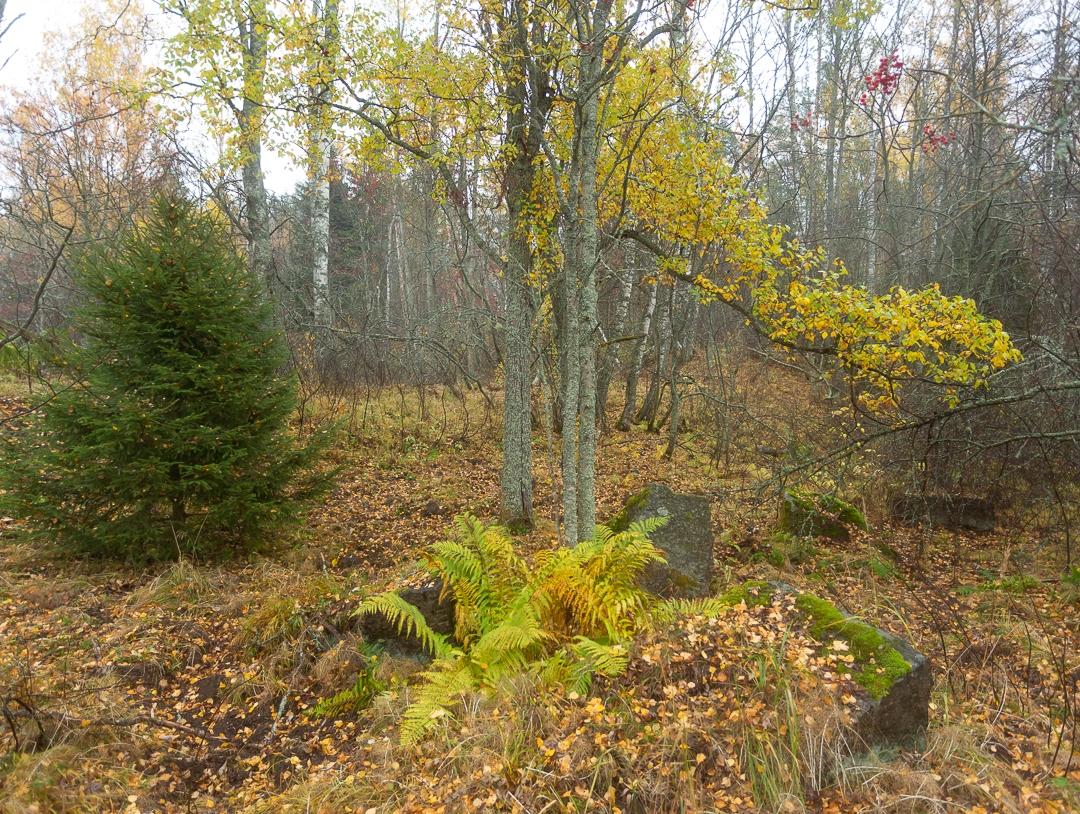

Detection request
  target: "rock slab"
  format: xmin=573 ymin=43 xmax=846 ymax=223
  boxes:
xmin=855 ymin=627 xmax=932 ymax=746
xmin=889 ymin=493 xmax=995 ymax=532
xmin=611 ymin=483 xmax=713 ymax=597
xmin=771 ymin=581 xmax=931 ymax=747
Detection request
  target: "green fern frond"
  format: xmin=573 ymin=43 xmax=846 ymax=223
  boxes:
xmin=571 ymin=636 xmax=630 ymax=677
xmin=399 ymin=659 xmax=476 ymax=745
xmin=591 ymin=523 xmax=615 ymax=546
xmin=355 ymin=591 xmax=454 ymax=659
xmin=561 ymin=636 xmax=631 ymax=696
xmin=626 ymin=515 xmax=669 ymax=539
xmin=470 ymin=595 xmax=546 ymax=679
xmin=649 ymin=596 xmax=731 ymax=625
xmin=427 ymin=514 xmax=525 ymax=642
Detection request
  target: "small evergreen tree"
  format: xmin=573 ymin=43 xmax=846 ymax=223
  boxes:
xmin=0 ymin=196 xmax=328 ymax=559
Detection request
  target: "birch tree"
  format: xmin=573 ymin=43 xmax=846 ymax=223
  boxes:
xmin=160 ymin=0 xmax=275 ymax=280
xmin=310 ymin=0 xmax=339 ymax=349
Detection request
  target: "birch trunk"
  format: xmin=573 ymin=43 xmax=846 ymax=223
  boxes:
xmin=311 ymin=0 xmax=338 ymax=349
xmin=238 ymin=11 xmax=271 ymax=282
xmin=616 ymin=280 xmax=656 ymax=431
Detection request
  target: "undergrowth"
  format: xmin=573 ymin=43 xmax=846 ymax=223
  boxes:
xmin=355 ymin=513 xmax=669 ymax=742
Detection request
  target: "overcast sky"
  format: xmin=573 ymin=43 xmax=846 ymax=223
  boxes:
xmin=0 ymin=0 xmax=305 ymax=193
xmin=0 ymin=0 xmax=817 ymax=197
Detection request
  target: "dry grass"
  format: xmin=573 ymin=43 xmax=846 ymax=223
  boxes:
xmin=1 ymin=380 xmax=1076 ymax=813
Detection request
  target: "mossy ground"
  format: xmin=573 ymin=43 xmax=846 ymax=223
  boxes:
xmin=716 ymin=580 xmax=911 ymax=701
xmin=717 ymin=579 xmax=775 ymax=608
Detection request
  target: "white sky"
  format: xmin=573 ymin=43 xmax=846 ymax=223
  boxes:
xmin=0 ymin=0 xmax=305 ymax=193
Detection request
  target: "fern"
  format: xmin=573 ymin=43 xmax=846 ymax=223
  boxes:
xmin=399 ymin=659 xmax=476 ymax=744
xmin=535 ymin=518 xmax=666 ymax=639
xmin=311 ymin=643 xmax=386 ymax=719
xmin=568 ymin=636 xmax=631 ymax=695
xmin=355 ymin=591 xmax=455 ymax=659
xmin=365 ymin=514 xmax=670 ymax=745
xmin=426 ymin=515 xmax=525 ymax=643
xmin=649 ymin=596 xmax=732 ymax=625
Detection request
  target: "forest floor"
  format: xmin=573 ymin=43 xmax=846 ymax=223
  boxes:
xmin=0 ymin=376 xmax=1077 ymax=813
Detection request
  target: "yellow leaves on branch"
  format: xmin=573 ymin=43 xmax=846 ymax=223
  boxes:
xmin=612 ymin=108 xmax=1020 ymax=416
xmin=759 ymin=278 xmax=1022 ymax=412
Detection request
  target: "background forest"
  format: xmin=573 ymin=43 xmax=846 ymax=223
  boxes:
xmin=0 ymin=0 xmax=1077 ymax=812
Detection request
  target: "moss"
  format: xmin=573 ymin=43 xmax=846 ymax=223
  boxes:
xmin=872 ymin=539 xmax=901 ymax=562
xmin=786 ymin=490 xmax=816 ymax=512
xmin=505 ymin=517 xmax=533 ymax=535
xmin=815 ymin=494 xmax=869 ymax=531
xmin=793 ymin=593 xmax=911 ymax=700
xmin=779 ymin=492 xmax=845 ymax=540
xmin=606 ymin=488 xmax=650 ymax=534
xmin=864 ymin=556 xmax=899 ymax=581
xmin=959 ymin=574 xmax=1040 ymax=596
xmin=993 ymin=575 xmax=1039 ymax=594
xmin=779 ymin=490 xmax=868 ymax=540
xmin=718 ymin=580 xmax=774 ymax=608
xmin=667 ymin=570 xmax=699 ymax=592
xmin=765 ymin=532 xmax=817 ymax=569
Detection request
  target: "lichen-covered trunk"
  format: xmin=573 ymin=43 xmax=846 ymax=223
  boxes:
xmin=559 ymin=2 xmax=608 ymax=542
xmin=501 ymin=231 xmax=534 ymax=527
xmin=574 ymin=61 xmax=600 ymax=540
xmin=498 ymin=6 xmax=540 ymax=529
xmin=239 ymin=12 xmax=271 ymax=284
xmin=595 ymin=264 xmax=634 ymax=427
xmin=617 ymin=279 xmax=656 ymax=431
xmin=560 ymin=234 xmax=581 ymax=542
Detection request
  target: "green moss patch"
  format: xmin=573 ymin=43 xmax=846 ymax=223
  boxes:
xmin=717 ymin=580 xmax=774 ymax=608
xmin=957 ymin=574 xmax=1040 ymax=596
xmin=793 ymin=593 xmax=911 ymax=700
xmin=779 ymin=491 xmax=868 ymax=541
xmin=815 ymin=494 xmax=869 ymax=531
xmin=763 ymin=532 xmax=817 ymax=569
xmin=607 ymin=488 xmax=650 ymax=533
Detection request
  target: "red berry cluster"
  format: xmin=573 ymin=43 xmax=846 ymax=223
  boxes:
xmin=790 ymin=112 xmax=813 ymax=132
xmin=922 ymin=123 xmax=957 ymax=153
xmin=859 ymin=52 xmax=903 ymax=106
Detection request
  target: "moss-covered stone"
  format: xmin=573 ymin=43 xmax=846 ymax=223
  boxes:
xmin=606 ymin=488 xmax=650 ymax=534
xmin=717 ymin=579 xmax=774 ymax=608
xmin=778 ymin=491 xmax=868 ymax=541
xmin=815 ymin=494 xmax=869 ymax=531
xmin=701 ymin=580 xmax=929 ymax=743
xmin=793 ymin=593 xmax=911 ymax=700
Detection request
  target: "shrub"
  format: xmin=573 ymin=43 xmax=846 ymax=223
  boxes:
xmin=0 ymin=196 xmax=329 ymax=559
